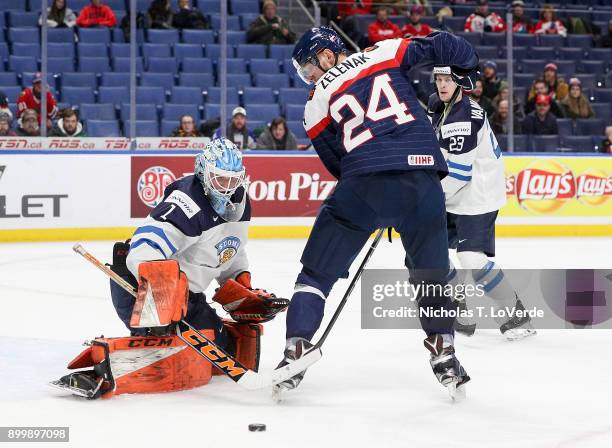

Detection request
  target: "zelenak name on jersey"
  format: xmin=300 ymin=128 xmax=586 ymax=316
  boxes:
xmin=318 ymin=54 xmax=372 ymax=90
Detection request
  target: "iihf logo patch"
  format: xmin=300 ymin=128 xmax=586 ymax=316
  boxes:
xmin=215 ymin=236 xmax=241 ymax=265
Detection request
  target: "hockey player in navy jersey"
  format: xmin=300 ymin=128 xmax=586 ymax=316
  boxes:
xmin=428 ymin=66 xmax=536 ymax=341
xmin=55 ymin=138 xmax=287 ymax=398
xmin=275 ymin=28 xmax=481 ymax=397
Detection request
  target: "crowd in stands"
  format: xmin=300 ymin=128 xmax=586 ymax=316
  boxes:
xmin=0 ymin=0 xmax=610 ymax=153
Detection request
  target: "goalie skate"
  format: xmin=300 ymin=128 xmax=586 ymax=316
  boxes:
xmin=424 ymin=334 xmax=470 ymax=401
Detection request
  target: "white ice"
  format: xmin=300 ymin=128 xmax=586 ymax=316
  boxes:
xmin=1 ymin=238 xmax=611 ymax=448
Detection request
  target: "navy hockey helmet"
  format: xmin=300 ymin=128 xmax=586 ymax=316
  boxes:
xmin=292 ymin=27 xmax=347 ymax=84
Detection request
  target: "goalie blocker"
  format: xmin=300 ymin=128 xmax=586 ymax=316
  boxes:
xmin=52 ymin=257 xmax=285 ymax=398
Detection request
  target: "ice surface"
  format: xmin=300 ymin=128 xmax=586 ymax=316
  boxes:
xmin=1 ymin=238 xmax=611 ymax=447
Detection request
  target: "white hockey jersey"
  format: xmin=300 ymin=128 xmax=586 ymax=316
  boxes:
xmin=127 ymin=175 xmax=250 ymax=293
xmin=429 ymin=95 xmax=506 ymax=215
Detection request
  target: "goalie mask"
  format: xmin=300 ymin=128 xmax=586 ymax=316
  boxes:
xmin=195 ymin=138 xmax=248 ymax=222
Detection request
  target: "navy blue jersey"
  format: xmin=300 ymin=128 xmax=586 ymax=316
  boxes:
xmin=303 ymin=31 xmax=478 ymax=179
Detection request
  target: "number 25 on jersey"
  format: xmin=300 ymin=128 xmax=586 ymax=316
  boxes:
xmin=330 ymin=74 xmax=415 ymax=152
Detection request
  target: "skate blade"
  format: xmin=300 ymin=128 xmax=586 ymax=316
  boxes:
xmin=48 ymin=380 xmax=92 ymax=398
xmin=445 ymin=380 xmax=467 ymax=402
xmin=505 ymin=328 xmax=537 ymax=341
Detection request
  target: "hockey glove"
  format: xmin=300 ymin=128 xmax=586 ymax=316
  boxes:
xmin=451 ymin=66 xmax=480 ymax=94
xmin=213 ymin=272 xmax=289 ymax=323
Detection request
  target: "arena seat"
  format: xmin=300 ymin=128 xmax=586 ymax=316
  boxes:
xmin=86 ymin=120 xmax=120 ymax=137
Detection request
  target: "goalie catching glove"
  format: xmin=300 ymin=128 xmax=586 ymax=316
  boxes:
xmin=213 ymin=272 xmax=289 ymax=323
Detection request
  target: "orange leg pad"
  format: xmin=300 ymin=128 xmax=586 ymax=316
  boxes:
xmin=212 ymin=321 xmax=263 ymax=376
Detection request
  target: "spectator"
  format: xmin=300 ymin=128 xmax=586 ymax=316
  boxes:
xmin=402 ymin=5 xmax=433 ymax=38
xmin=599 ymin=125 xmax=612 ymax=154
xmin=525 ymin=79 xmax=563 ymax=117
xmin=76 ymin=0 xmax=117 ymax=28
xmin=171 ymin=115 xmax=202 ymax=137
xmin=148 ymin=0 xmax=173 ymax=29
xmin=435 ymin=6 xmax=454 ymax=32
xmin=598 ymin=20 xmax=612 ymax=48
xmin=371 ymin=0 xmax=432 ymax=16
xmin=247 ymin=0 xmax=296 ymax=45
xmin=464 ymin=0 xmax=505 ymax=33
xmin=15 ymin=109 xmax=41 ymax=137
xmin=172 ymin=0 xmax=208 ymax=29
xmin=521 ymin=94 xmax=558 ymax=135
xmin=16 ymin=73 xmax=58 ymax=127
xmin=470 ymin=79 xmax=495 ymax=117
xmin=493 ymin=86 xmax=524 ymax=121
xmin=542 ymin=63 xmax=569 ymax=101
xmin=559 ymin=78 xmax=594 ymax=119
xmin=256 ymin=117 xmax=298 ymax=150
xmin=49 ymin=108 xmax=87 ymax=137
xmin=0 ymin=91 xmax=13 ymax=123
xmin=481 ymin=60 xmax=507 ymax=101
xmin=338 ymin=0 xmax=372 ymax=17
xmin=0 ymin=113 xmax=16 ymax=137
xmin=489 ymin=100 xmax=522 ymax=135
xmin=534 ymin=4 xmax=567 ymax=38
xmin=511 ymin=0 xmax=533 ymax=34
xmin=213 ymin=107 xmax=256 ymax=150
xmin=39 ymin=0 xmax=77 ymax=28
xmin=368 ymin=7 xmax=401 ymax=44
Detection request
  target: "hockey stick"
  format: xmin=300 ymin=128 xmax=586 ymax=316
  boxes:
xmin=72 ymin=243 xmax=321 ymax=391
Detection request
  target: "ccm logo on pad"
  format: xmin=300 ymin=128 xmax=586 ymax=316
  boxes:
xmin=408 ymin=155 xmax=434 ymax=166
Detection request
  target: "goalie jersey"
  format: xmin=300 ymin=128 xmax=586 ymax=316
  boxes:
xmin=127 ymin=175 xmax=250 ymax=293
xmin=428 ymin=94 xmax=506 ymax=215
xmin=303 ymin=31 xmax=478 ymax=180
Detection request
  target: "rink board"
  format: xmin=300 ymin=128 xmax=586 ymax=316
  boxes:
xmin=0 ymin=149 xmax=610 ymax=242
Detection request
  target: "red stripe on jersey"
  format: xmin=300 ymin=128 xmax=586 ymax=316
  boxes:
xmin=306 ymin=115 xmax=332 ymax=140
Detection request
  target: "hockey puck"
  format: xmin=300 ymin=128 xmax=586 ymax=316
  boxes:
xmin=248 ymin=423 xmax=266 ymax=432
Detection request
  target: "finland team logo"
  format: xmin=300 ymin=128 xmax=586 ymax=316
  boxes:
xmin=215 ymin=236 xmax=241 ymax=265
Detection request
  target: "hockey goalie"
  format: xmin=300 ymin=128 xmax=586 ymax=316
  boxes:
xmin=51 ymin=138 xmax=288 ymax=399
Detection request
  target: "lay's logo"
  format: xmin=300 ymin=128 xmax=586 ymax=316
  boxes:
xmin=576 ymin=169 xmax=612 ymax=206
xmin=515 ymin=160 xmax=575 ymax=213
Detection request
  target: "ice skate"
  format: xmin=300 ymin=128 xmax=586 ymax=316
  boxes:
xmin=424 ymin=334 xmax=470 ymax=401
xmin=272 ymin=337 xmax=313 ymax=401
xmin=500 ymin=299 xmax=537 ymax=341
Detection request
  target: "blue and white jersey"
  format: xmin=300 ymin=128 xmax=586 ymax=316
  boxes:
xmin=428 ymin=94 xmax=506 ymax=215
xmin=303 ymin=31 xmax=478 ymax=180
xmin=127 ymin=175 xmax=250 ymax=293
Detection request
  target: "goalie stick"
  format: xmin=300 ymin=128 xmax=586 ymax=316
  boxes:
xmin=72 ymin=243 xmax=320 ymax=391
xmin=277 ymin=87 xmax=466 ymax=385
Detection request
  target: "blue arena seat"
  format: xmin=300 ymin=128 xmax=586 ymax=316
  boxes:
xmin=48 ymin=43 xmax=75 ymax=59
xmin=136 ymin=86 xmax=166 ymax=104
xmin=561 ymin=136 xmax=594 ymax=152
xmin=455 ymin=32 xmax=482 ymax=47
xmin=171 ymin=86 xmax=204 ymax=104
xmin=285 ymin=104 xmax=304 ymax=121
xmin=287 ymin=121 xmax=307 ymax=139
xmin=482 ymin=33 xmax=506 ymax=47
xmin=0 ymin=72 xmax=19 ymax=86
xmin=521 ymin=59 xmax=547 ymax=74
xmin=121 ymin=104 xmax=159 ymax=121
xmin=86 ymin=120 xmax=121 ymax=137
xmin=174 ymin=44 xmax=203 ymax=62
xmin=442 ymin=16 xmax=465 ymax=32
xmin=78 ymin=57 xmax=110 ymax=73
xmin=556 ymin=119 xmax=575 ymax=137
xmin=538 ymin=34 xmax=565 ymax=48
xmin=205 ymin=87 xmax=239 ymax=104
xmin=161 ymin=119 xmax=178 ymax=136
xmin=182 ymin=30 xmax=215 ymax=45
xmin=581 ymin=61 xmax=605 ymax=76
xmin=48 ymin=57 xmax=76 ymax=73
xmin=141 ymin=43 xmax=172 ymax=59
xmin=223 ymin=58 xmax=247 ymax=74
xmin=204 ymin=103 xmax=239 ymax=119
xmin=181 ymin=57 xmax=213 ymax=73
xmin=9 ymin=27 xmax=40 ymax=44
xmin=79 ymin=43 xmax=109 ymax=58
xmin=530 ymin=46 xmax=557 ymax=60
xmin=235 ymin=44 xmax=266 ymax=59
xmin=140 ymin=72 xmax=175 ymax=89
xmin=239 ymin=14 xmax=259 ymax=30
xmin=243 ymin=103 xmax=280 ymax=121
xmin=62 ymin=86 xmax=96 ymax=104
xmin=7 ymin=12 xmax=38 ymax=27
xmin=20 ymin=72 xmax=55 ymax=89
xmin=231 ymin=0 xmax=260 ymax=14
xmin=0 ymin=0 xmax=26 ymax=10
xmin=101 ymin=72 xmax=131 ymax=86
xmin=559 ymin=47 xmax=585 ymax=61
xmin=147 ymin=29 xmax=180 ymax=45
xmin=112 ymin=28 xmax=145 ymax=44
xmin=198 ymin=0 xmax=221 ymax=13
xmin=179 ymin=72 xmax=215 ymax=88
xmin=575 ymin=119 xmax=605 ymax=136
xmin=226 ymin=31 xmax=247 ymax=45
xmin=47 ymin=28 xmax=76 ymax=43
xmin=250 ymin=58 xmax=280 ymax=74
xmin=474 ymin=46 xmax=500 ymax=60
xmin=79 ymin=28 xmax=112 ymax=44
xmin=98 ymin=86 xmax=129 ymax=104
xmin=210 ymin=15 xmax=241 ymax=31
xmin=205 ymin=44 xmax=235 ymax=59
xmin=78 ymin=103 xmax=116 ymax=121
xmin=530 ymin=135 xmax=560 ymax=152
xmin=0 ymin=42 xmax=8 ymax=60
xmin=8 ymin=56 xmax=38 ymax=73
xmin=587 ymin=48 xmax=612 ymax=61
xmin=146 ymin=57 xmax=178 ymax=73
xmin=123 ymin=120 xmax=160 ymax=137
xmin=224 ymin=73 xmax=252 ymax=88
xmin=0 ymin=86 xmax=22 ymax=103
xmin=162 ymin=104 xmax=200 ymax=121
xmin=513 ymin=33 xmax=536 ymax=48
xmin=593 ymin=88 xmax=612 ymax=103
xmin=278 ymin=88 xmax=309 ymax=106
xmin=566 ymin=35 xmax=593 ymax=49
xmin=268 ymin=45 xmax=294 ymax=60
xmin=591 ymin=102 xmax=610 ymax=118
xmin=243 ymin=87 xmax=275 ymax=104
xmin=109 ymin=43 xmax=131 ymax=58
xmin=514 ymin=74 xmax=536 ymax=88
xmin=113 ymin=57 xmax=144 ymax=72
xmin=11 ymin=43 xmax=40 ymax=58
xmin=254 ymin=73 xmax=290 ymax=88
xmin=62 ymin=72 xmax=98 ymax=89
